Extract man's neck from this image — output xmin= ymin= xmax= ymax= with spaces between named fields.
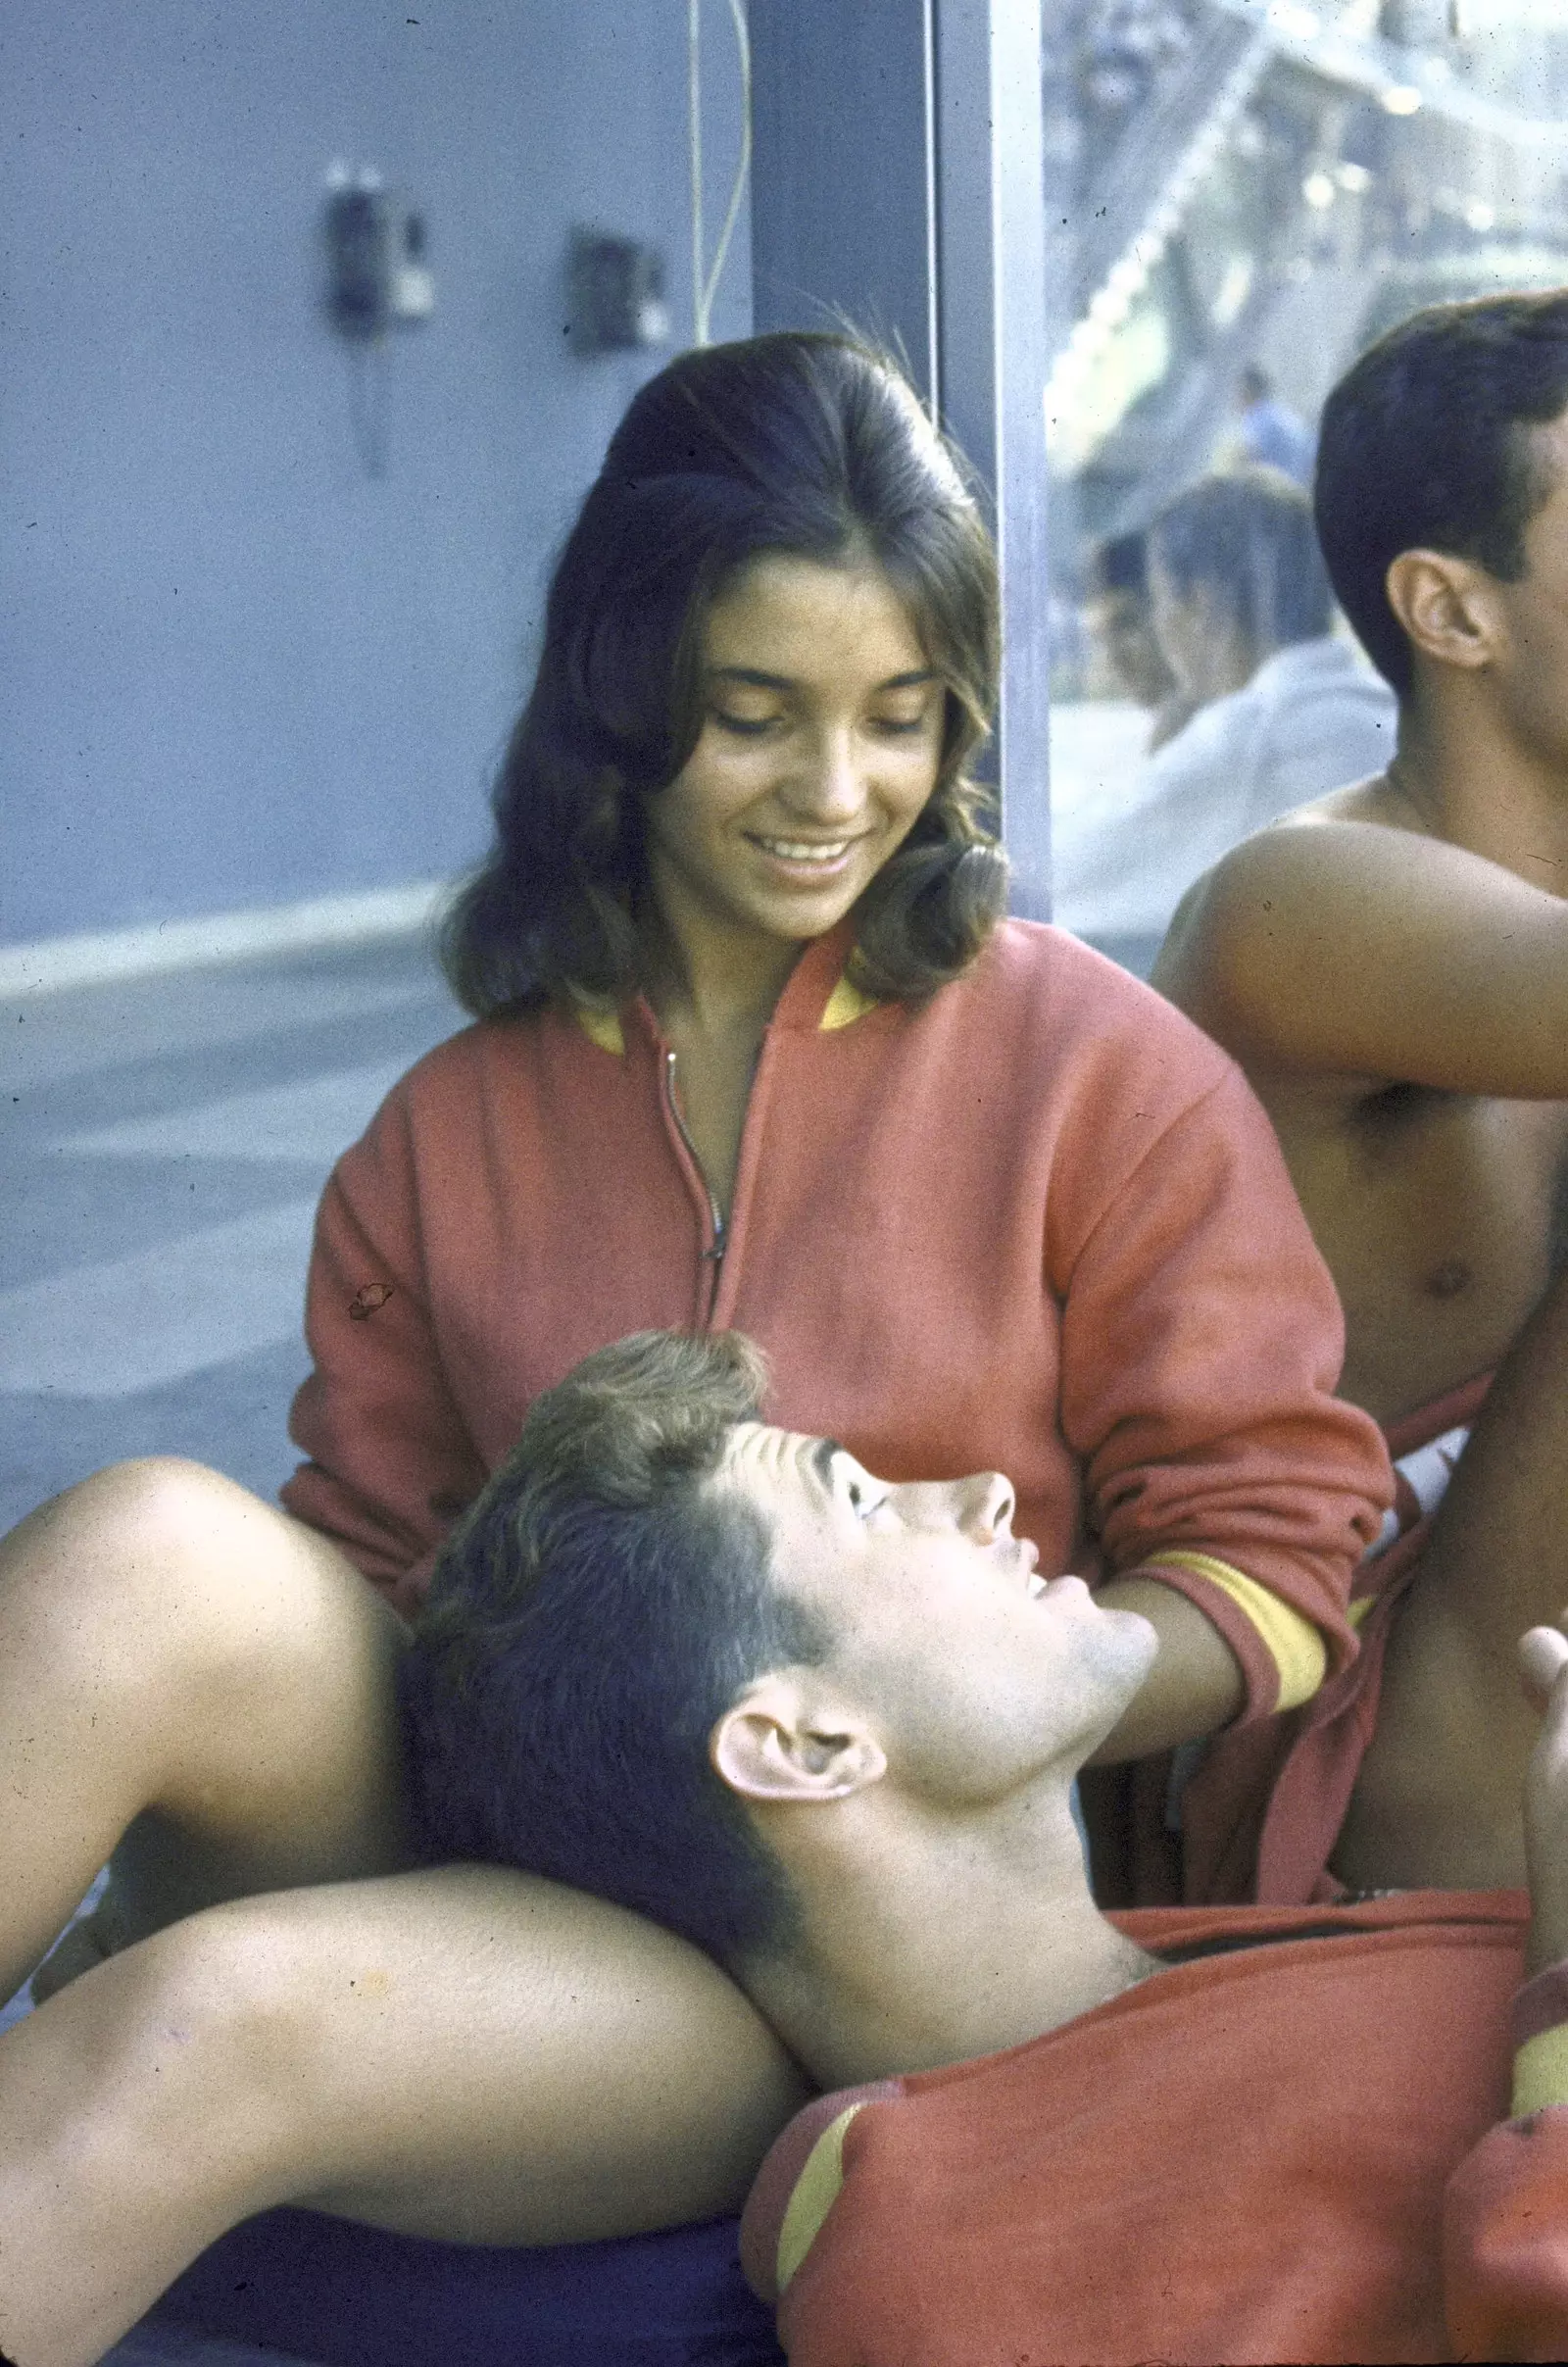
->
xmin=743 ymin=1784 xmax=1159 ymax=2092
xmin=1390 ymin=681 xmax=1568 ymax=899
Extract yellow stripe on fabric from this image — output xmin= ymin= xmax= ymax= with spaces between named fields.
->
xmin=573 ymin=1005 xmax=625 ymax=1056
xmin=1513 ymin=2025 xmax=1568 ymax=2117
xmin=1348 ymin=1595 xmax=1377 ymax=1630
xmin=1152 ymin=1551 xmax=1328 ymax=1714
xmin=818 ymin=974 xmax=880 ymax=1032
xmin=776 ymin=2103 xmax=867 ymax=2293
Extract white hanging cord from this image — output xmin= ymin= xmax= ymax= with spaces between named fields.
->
xmin=689 ymin=0 xmax=753 ymax=348
xmin=688 ymin=0 xmax=706 ymax=346
xmin=698 ymin=0 xmax=752 ymax=346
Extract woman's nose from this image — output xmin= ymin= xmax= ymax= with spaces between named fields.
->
xmin=784 ymin=729 xmax=863 ymax=820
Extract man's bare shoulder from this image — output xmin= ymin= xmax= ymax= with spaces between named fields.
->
xmin=1152 ymin=786 xmax=1568 ymax=1103
xmin=1152 ymin=778 xmax=1426 ymax=1061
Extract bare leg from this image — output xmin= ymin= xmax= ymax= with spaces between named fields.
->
xmin=0 ymin=1458 xmax=411 ymax=2003
xmin=0 ymin=1463 xmax=805 ymax=2363
xmin=0 ymin=1869 xmax=806 ymax=2367
xmin=1335 ymin=1263 xmax=1568 ymax=1891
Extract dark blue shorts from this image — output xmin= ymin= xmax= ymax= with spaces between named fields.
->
xmin=144 ymin=2206 xmax=784 ymax=2366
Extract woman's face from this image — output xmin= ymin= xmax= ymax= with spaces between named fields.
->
xmin=643 ymin=553 xmax=945 ymax=972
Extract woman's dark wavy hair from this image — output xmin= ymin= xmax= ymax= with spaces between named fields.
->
xmin=442 ymin=331 xmax=1005 ymax=1016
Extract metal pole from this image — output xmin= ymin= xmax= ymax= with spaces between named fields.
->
xmin=934 ymin=0 xmax=1052 ymax=916
xmin=749 ymin=0 xmax=1052 ymax=912
xmin=748 ymin=0 xmax=937 ymax=400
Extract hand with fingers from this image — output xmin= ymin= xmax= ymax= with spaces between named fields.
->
xmin=1521 ymin=1613 xmax=1568 ymax=1973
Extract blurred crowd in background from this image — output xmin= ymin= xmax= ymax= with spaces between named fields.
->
xmin=1046 ymin=0 xmax=1568 ymax=949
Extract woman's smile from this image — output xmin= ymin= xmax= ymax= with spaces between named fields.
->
xmin=642 ymin=550 xmax=945 ymax=973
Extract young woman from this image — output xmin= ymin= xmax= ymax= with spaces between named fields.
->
xmin=0 ymin=334 xmax=1387 ymax=2364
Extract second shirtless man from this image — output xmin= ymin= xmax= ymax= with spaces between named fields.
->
xmin=1156 ymin=289 xmax=1568 ymax=1902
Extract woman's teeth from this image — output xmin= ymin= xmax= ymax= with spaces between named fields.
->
xmin=756 ymin=836 xmax=853 ymax=863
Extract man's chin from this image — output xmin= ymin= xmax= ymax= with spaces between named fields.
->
xmin=1102 ymin=1603 xmax=1161 ymax=1680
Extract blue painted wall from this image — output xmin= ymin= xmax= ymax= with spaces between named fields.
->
xmin=1 ymin=1 xmax=752 ymax=942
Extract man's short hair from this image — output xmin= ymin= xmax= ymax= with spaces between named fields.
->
xmin=1086 ymin=528 xmax=1152 ymax=602
xmin=1315 ymin=291 xmax=1568 ymax=696
xmin=400 ymin=1330 xmax=828 ymax=1966
xmin=1150 ymin=467 xmax=1332 ymax=654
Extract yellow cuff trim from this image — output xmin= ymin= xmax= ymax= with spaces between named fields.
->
xmin=776 ymin=2102 xmax=866 ymax=2293
xmin=1513 ymin=2025 xmax=1568 ymax=2117
xmin=573 ymin=1005 xmax=625 ymax=1057
xmin=1152 ymin=1552 xmax=1328 ymax=1714
xmin=818 ymin=974 xmax=880 ymax=1032
xmin=1348 ymin=1594 xmax=1377 ymax=1630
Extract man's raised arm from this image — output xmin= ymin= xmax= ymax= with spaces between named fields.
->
xmin=1155 ymin=818 xmax=1568 ymax=1101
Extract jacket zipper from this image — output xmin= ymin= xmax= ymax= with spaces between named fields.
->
xmin=663 ymin=1049 xmax=727 ymax=1324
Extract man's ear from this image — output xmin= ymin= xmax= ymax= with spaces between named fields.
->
xmin=1384 ymin=547 xmax=1499 ymax=673
xmin=710 ymin=1677 xmax=887 ymax=1805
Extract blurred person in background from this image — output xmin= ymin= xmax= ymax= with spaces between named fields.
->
xmin=1229 ymin=361 xmax=1315 ymax=487
xmin=1054 ymin=466 xmax=1396 ymax=948
xmin=1080 ymin=529 xmax=1192 ymax=750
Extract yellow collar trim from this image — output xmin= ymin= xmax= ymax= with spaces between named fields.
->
xmin=1514 ymin=2023 xmax=1568 ymax=2116
xmin=818 ymin=974 xmax=880 ymax=1032
xmin=777 ymin=2101 xmax=867 ymax=2293
xmin=571 ymin=971 xmax=875 ymax=1053
xmin=574 ymin=1005 xmax=625 ymax=1057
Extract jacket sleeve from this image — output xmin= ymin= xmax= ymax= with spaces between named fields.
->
xmin=1445 ymin=1966 xmax=1568 ymax=2361
xmin=1055 ymin=1062 xmax=1392 ymax=1723
xmin=280 ymin=1078 xmax=488 ymax=1617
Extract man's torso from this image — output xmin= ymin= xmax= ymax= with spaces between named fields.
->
xmin=1158 ymin=774 xmax=1568 ymax=1427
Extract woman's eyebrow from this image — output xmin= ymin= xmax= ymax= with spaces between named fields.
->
xmin=707 ymin=666 xmax=793 ymax=689
xmin=705 ymin=666 xmax=938 ymax=691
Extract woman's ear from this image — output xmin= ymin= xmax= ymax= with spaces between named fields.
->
xmin=1384 ymin=547 xmax=1498 ymax=673
xmin=711 ymin=1678 xmax=887 ymax=1804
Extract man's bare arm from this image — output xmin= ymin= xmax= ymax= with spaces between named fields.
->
xmin=1154 ymin=819 xmax=1568 ymax=1098
xmin=1089 ymin=1578 xmax=1245 ymax=1763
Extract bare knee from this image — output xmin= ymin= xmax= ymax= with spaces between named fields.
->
xmin=3 ymin=1456 xmax=404 ymax=1856
xmin=8 ymin=1897 xmax=337 ymax=2234
xmin=4 ymin=1455 xmax=277 ymax=1652
xmin=8 ymin=1455 xmax=375 ymax=1713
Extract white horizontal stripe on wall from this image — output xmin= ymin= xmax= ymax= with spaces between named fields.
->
xmin=0 ymin=1201 xmax=319 ymax=1398
xmin=0 ymin=881 xmax=453 ymax=1000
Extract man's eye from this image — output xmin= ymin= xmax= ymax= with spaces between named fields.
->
xmin=871 ymin=712 xmax=930 ymax=737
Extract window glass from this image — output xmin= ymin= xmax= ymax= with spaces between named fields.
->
xmin=1045 ymin=0 xmax=1568 ymax=972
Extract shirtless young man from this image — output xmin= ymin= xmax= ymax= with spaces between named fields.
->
xmin=1153 ymin=290 xmax=1568 ymax=1898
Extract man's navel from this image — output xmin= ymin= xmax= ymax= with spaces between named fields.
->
xmin=1422 ymin=1257 xmax=1473 ymax=1301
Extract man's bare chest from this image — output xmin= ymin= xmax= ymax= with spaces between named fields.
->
xmin=1272 ymin=1086 xmax=1568 ymax=1424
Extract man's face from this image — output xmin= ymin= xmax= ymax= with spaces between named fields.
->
xmin=1485 ymin=411 xmax=1568 ymax=764
xmin=1084 ymin=589 xmax=1171 ymax=708
xmin=714 ymin=1424 xmax=1156 ymax=1805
